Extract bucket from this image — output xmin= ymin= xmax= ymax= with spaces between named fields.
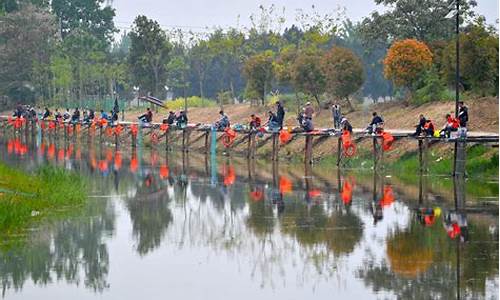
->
xmin=458 ymin=127 xmax=467 ymax=138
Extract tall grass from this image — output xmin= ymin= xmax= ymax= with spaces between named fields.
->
xmin=0 ymin=163 xmax=87 ymax=233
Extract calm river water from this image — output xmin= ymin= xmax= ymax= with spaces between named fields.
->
xmin=0 ymin=136 xmax=498 ymax=299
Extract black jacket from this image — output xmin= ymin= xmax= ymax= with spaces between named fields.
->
xmin=458 ymin=106 xmax=468 ymax=127
xmin=276 ymin=105 xmax=285 ymax=122
xmin=370 ymin=115 xmax=384 ymax=126
xmin=418 ymin=117 xmax=427 ymax=128
xmin=166 ymin=114 xmax=176 ymax=125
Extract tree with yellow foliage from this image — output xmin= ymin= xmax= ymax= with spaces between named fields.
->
xmin=383 ymin=39 xmax=433 ymax=91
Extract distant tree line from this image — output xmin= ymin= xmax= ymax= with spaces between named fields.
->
xmin=0 ymin=0 xmax=497 ymax=109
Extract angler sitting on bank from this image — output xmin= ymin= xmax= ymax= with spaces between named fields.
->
xmin=301 ymin=118 xmax=314 ymax=132
xmin=164 ymin=111 xmax=176 ymax=125
xmin=341 ymin=117 xmax=352 ymax=134
xmin=412 ymin=114 xmax=426 ymax=137
xmin=366 ymin=112 xmax=384 ymax=135
xmin=264 ymin=111 xmax=280 ymax=132
xmin=304 ymin=102 xmax=314 ymax=120
xmin=249 ymin=114 xmax=262 ymax=130
xmin=71 ymin=108 xmax=81 ymax=124
xmin=301 ymin=115 xmax=314 ymax=132
xmin=54 ymin=109 xmax=62 ymax=122
xmin=138 ymin=108 xmax=153 ymax=126
xmin=412 ymin=114 xmax=436 ymax=137
xmin=42 ymin=107 xmax=51 ymax=120
xmin=298 ymin=109 xmax=313 ymax=132
xmin=423 ymin=119 xmax=435 ymax=136
xmin=214 ymin=110 xmax=230 ymax=131
xmin=100 ymin=110 xmax=108 ymax=121
xmin=83 ymin=109 xmax=94 ymax=124
xmin=12 ymin=105 xmax=24 ymax=118
xmin=63 ymin=108 xmax=71 ymax=122
xmin=175 ymin=110 xmax=188 ymax=128
xmin=28 ymin=106 xmax=37 ymax=121
xmin=440 ymin=114 xmax=460 ymax=138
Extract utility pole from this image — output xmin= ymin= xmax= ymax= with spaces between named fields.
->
xmin=455 ymin=0 xmax=460 ymax=118
xmin=451 ymin=0 xmax=461 ymax=177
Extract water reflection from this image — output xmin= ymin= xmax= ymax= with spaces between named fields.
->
xmin=0 ymin=198 xmax=115 ymax=296
xmin=358 ymin=177 xmax=499 ymax=299
xmin=0 ymin=136 xmax=497 ymax=299
xmin=126 ymin=188 xmax=173 ymax=256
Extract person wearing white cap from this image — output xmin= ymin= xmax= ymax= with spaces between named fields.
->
xmin=341 ymin=117 xmax=352 ymax=133
xmin=304 ymin=102 xmax=314 ymax=120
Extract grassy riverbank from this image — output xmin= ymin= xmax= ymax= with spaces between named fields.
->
xmin=308 ymin=144 xmax=498 ymax=177
xmin=0 ymin=163 xmax=87 ymax=234
xmin=389 ymin=145 xmax=499 ymax=198
xmin=314 ymin=144 xmax=498 ymax=199
xmin=390 ymin=144 xmax=498 ymax=177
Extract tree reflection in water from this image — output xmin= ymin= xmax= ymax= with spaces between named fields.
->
xmin=358 ymin=177 xmax=499 ymax=299
xmin=126 ymin=188 xmax=173 ymax=256
xmin=358 ymin=216 xmax=498 ymax=299
xmin=0 ymin=198 xmax=115 ymax=296
xmin=0 ymin=142 xmax=497 ymax=298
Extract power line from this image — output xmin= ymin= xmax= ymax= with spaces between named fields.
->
xmin=114 ymin=20 xmax=214 ymax=30
xmin=114 ymin=24 xmax=211 ymax=36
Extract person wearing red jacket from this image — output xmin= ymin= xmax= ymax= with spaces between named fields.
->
xmin=249 ymin=114 xmax=262 ymax=130
xmin=440 ymin=114 xmax=459 ymax=138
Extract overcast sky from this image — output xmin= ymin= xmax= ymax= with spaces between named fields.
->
xmin=111 ymin=0 xmax=499 ymax=33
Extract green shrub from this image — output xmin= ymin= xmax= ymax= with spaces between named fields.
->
xmin=266 ymin=92 xmax=317 ymax=112
xmin=217 ymin=91 xmax=233 ymax=105
xmin=163 ymin=96 xmax=216 ymax=110
xmin=413 ymin=68 xmax=448 ymax=104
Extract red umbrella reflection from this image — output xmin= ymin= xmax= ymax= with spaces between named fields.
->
xmin=114 ymin=152 xmax=122 ymax=171
xmin=75 ymin=148 xmax=81 ymax=160
xmin=222 ymin=165 xmax=235 ymax=186
xmin=130 ymin=152 xmax=138 ymax=173
xmin=47 ymin=144 xmax=55 ymax=159
xmin=279 ymin=176 xmax=292 ymax=194
xmin=249 ymin=188 xmax=264 ymax=202
xmin=380 ymin=185 xmax=395 ymax=207
xmin=341 ymin=180 xmax=353 ymax=205
xmin=308 ymin=189 xmax=321 ymax=198
xmin=38 ymin=143 xmax=46 ymax=156
xmin=7 ymin=140 xmax=13 ymax=154
xmin=159 ymin=164 xmax=169 ymax=179
xmin=57 ymin=148 xmax=64 ymax=161
xmin=105 ymin=148 xmax=113 ymax=162
xmin=98 ymin=160 xmax=108 ymax=172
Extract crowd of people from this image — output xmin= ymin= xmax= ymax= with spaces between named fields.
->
xmin=162 ymin=110 xmax=188 ymax=128
xmin=11 ymin=100 xmax=470 ymax=138
xmin=12 ymin=105 xmax=121 ymax=126
xmin=411 ymin=101 xmax=468 ymax=138
xmin=240 ymin=100 xmax=469 ymax=138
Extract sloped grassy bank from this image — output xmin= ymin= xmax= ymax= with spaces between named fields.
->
xmin=388 ymin=145 xmax=499 ymax=198
xmin=292 ymin=144 xmax=497 ymax=175
xmin=391 ymin=145 xmax=498 ymax=178
xmin=0 ymin=163 xmax=87 ymax=234
xmin=289 ymin=144 xmax=498 ymax=199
